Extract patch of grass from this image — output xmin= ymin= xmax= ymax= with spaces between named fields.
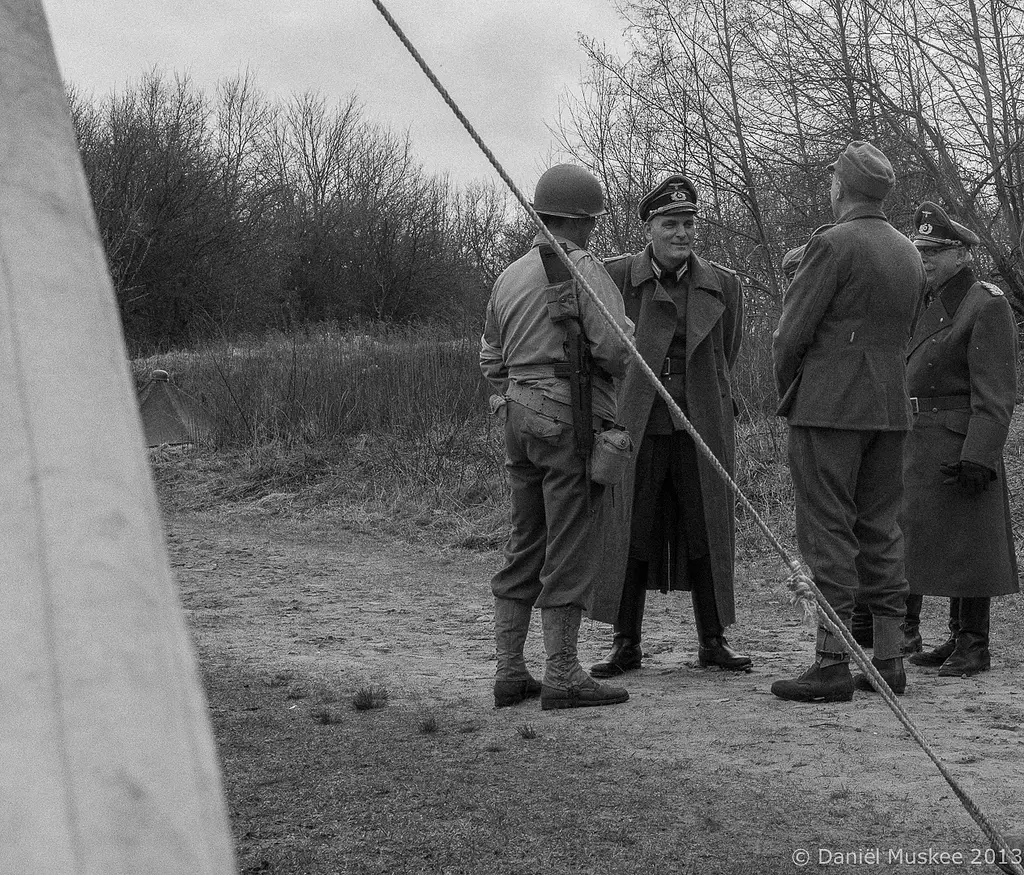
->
xmin=352 ymin=684 xmax=389 ymax=712
xmin=310 ymin=706 xmax=344 ymax=726
xmin=417 ymin=713 xmax=439 ymax=734
xmin=515 ymin=723 xmax=538 ymax=740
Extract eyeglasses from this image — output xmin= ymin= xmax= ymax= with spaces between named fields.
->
xmin=917 ymin=245 xmax=959 ymax=258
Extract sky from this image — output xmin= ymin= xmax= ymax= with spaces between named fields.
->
xmin=43 ymin=0 xmax=631 ymax=192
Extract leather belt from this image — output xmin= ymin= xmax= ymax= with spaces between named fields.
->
xmin=661 ymin=356 xmax=685 ymax=377
xmin=909 ymin=395 xmax=971 ymax=414
xmin=505 ymin=381 xmax=603 ymax=429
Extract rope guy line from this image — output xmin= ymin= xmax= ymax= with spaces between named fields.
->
xmin=370 ymin=2 xmax=1023 ymax=869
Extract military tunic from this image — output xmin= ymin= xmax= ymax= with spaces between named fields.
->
xmin=904 ymin=267 xmax=1019 ymax=598
xmin=592 ymin=246 xmax=743 ymax=626
xmin=772 ymin=203 xmax=925 ymax=653
xmin=480 ymin=233 xmax=633 ymax=610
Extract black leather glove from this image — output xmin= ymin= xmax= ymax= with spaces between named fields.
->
xmin=939 ymin=460 xmax=995 ymax=495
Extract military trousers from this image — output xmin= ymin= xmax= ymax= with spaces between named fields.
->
xmin=491 ymin=400 xmax=605 ymax=610
xmin=788 ymin=427 xmax=909 ymax=656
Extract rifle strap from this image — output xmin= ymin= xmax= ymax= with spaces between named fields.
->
xmin=538 ymin=243 xmax=594 ymax=467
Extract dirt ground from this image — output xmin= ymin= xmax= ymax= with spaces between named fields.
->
xmin=169 ymin=507 xmax=1024 ymax=874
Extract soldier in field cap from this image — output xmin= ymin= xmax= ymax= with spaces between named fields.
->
xmin=590 ymin=173 xmax=751 ymax=678
xmin=904 ymin=201 xmax=1018 ymax=677
xmin=771 ymin=141 xmax=926 ymax=703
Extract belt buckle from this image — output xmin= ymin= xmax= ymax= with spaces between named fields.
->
xmin=660 ymin=357 xmax=672 ymax=377
xmin=909 ymin=396 xmax=919 ymax=415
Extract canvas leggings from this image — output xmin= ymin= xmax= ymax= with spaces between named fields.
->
xmin=788 ymin=426 xmax=909 ymax=659
xmin=490 ymin=400 xmax=605 ymax=610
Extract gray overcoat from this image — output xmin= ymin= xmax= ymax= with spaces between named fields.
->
xmin=590 ymin=248 xmax=743 ymax=625
xmin=904 ymin=268 xmax=1020 ymax=598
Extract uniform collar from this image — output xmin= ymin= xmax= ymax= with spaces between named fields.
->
xmin=938 ymin=267 xmax=975 ymax=316
xmin=532 ymin=231 xmax=580 ymax=254
xmin=834 ymin=202 xmax=888 ymax=224
xmin=632 ymin=244 xmax=690 ymax=285
xmin=650 ymin=248 xmax=690 ymax=284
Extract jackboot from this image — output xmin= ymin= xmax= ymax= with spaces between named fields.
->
xmin=938 ymin=597 xmax=991 ymax=677
xmin=771 ymin=660 xmax=854 ymax=702
xmin=493 ymin=597 xmax=541 ymax=707
xmin=910 ymin=598 xmax=960 ymax=667
xmin=590 ymin=635 xmax=643 ymax=678
xmin=902 ymin=593 xmax=923 ymax=654
xmin=691 ymin=556 xmax=752 ymax=671
xmin=851 ymin=597 xmax=874 ymax=648
xmin=591 ymin=559 xmax=646 ymax=678
xmin=540 ymin=606 xmax=629 ymax=710
xmin=852 ymin=656 xmax=907 ymax=695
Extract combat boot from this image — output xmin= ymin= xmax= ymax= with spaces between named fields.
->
xmin=902 ymin=593 xmax=923 ymax=654
xmin=771 ymin=661 xmax=854 ymax=703
xmin=493 ymin=597 xmax=541 ymax=707
xmin=938 ymin=597 xmax=991 ymax=677
xmin=590 ymin=635 xmax=643 ymax=678
xmin=691 ymin=557 xmax=753 ymax=671
xmin=910 ymin=598 xmax=960 ymax=667
xmin=591 ymin=559 xmax=646 ymax=678
xmin=698 ymin=637 xmax=753 ymax=671
xmin=540 ymin=606 xmax=628 ymax=710
xmin=853 ymin=656 xmax=907 ymax=695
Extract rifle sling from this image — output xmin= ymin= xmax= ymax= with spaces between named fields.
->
xmin=538 ymin=243 xmax=594 ymax=460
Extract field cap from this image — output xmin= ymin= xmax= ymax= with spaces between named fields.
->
xmin=911 ymin=201 xmax=980 ymax=249
xmin=829 ymin=141 xmax=895 ymax=200
xmin=638 ymin=174 xmax=699 ymax=221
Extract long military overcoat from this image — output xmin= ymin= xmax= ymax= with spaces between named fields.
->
xmin=904 ymin=268 xmax=1020 ymax=598
xmin=590 ymin=248 xmax=743 ymax=626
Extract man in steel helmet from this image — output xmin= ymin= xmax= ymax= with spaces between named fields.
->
xmin=480 ymin=164 xmax=635 ymax=710
xmin=588 ymin=173 xmax=751 ymax=679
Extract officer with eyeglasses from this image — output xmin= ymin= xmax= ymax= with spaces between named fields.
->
xmin=903 ymin=201 xmax=1019 ymax=677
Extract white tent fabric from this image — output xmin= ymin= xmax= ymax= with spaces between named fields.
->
xmin=0 ymin=5 xmax=235 ymax=873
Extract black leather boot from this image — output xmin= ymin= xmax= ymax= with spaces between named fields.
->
xmin=591 ymin=559 xmax=647 ymax=678
xmin=691 ymin=557 xmax=752 ymax=671
xmin=851 ymin=596 xmax=873 ymax=648
xmin=590 ymin=635 xmax=643 ymax=678
xmin=771 ymin=661 xmax=854 ymax=702
xmin=853 ymin=656 xmax=907 ymax=694
xmin=910 ymin=598 xmax=960 ymax=666
xmin=902 ymin=593 xmax=923 ymax=654
xmin=938 ymin=597 xmax=991 ymax=676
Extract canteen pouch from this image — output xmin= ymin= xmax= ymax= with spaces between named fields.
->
xmin=590 ymin=426 xmax=633 ymax=485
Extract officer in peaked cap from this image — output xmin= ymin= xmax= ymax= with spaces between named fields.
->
xmin=771 ymin=141 xmax=926 ymax=704
xmin=911 ymin=201 xmax=981 ymax=249
xmin=904 ymin=201 xmax=1018 ymax=678
xmin=590 ymin=173 xmax=752 ymax=679
xmin=637 ymin=174 xmax=699 ymax=221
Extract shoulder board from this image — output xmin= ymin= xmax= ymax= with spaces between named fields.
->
xmin=979 ymin=281 xmax=1005 ymax=297
xmin=602 ymin=253 xmax=633 ymax=266
xmin=708 ymin=259 xmax=737 ymax=277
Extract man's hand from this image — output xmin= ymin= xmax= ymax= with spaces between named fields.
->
xmin=939 ymin=460 xmax=995 ymax=495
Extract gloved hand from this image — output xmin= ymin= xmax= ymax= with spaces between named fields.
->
xmin=939 ymin=460 xmax=995 ymax=495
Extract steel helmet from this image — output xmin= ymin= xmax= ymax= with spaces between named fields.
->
xmin=531 ymin=164 xmax=607 ymax=218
